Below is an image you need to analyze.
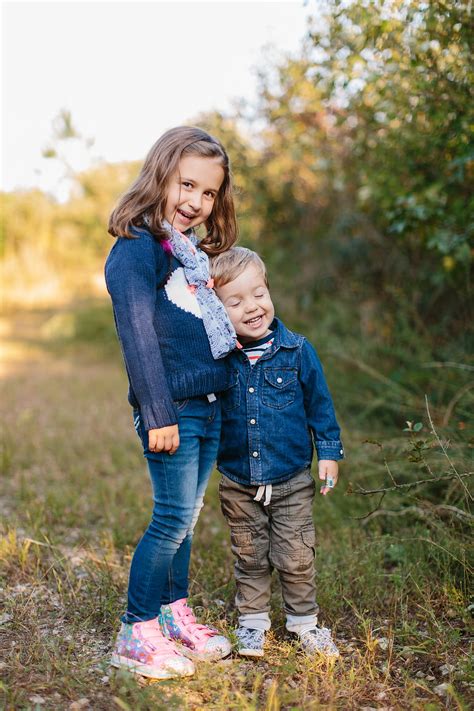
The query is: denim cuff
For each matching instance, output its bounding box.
[316,440,344,461]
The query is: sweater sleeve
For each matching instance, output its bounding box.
[105,234,178,430]
[299,339,344,461]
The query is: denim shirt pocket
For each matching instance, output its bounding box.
[221,369,241,411]
[262,367,298,409]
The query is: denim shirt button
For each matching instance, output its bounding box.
[340,449,344,454]
[252,451,259,458]
[248,387,255,393]
[276,377,283,383]
[250,418,256,425]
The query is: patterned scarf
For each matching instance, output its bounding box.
[157,218,237,359]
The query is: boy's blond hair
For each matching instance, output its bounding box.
[210,247,268,288]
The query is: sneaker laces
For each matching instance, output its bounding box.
[300,627,339,654]
[136,619,183,658]
[173,603,216,641]
[303,627,332,641]
[238,627,264,645]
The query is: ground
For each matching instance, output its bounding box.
[1,305,472,710]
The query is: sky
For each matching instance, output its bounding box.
[2,0,314,196]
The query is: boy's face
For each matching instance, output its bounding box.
[215,264,275,343]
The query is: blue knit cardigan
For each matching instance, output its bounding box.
[105,229,232,430]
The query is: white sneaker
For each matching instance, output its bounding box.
[294,626,340,658]
[235,626,265,657]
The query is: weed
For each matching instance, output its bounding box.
[1,305,472,709]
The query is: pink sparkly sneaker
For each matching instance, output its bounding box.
[159,599,231,661]
[110,617,195,679]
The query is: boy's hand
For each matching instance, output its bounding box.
[318,460,339,496]
[148,425,180,454]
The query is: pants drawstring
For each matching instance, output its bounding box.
[254,484,272,506]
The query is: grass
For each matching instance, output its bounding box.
[1,301,472,710]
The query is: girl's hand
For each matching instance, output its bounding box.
[318,460,339,496]
[148,425,180,454]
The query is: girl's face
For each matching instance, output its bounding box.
[164,155,225,233]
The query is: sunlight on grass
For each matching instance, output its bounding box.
[0,305,472,709]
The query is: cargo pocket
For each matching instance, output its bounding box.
[270,525,315,573]
[299,526,316,569]
[230,527,259,570]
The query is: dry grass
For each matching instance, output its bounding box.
[1,305,472,710]
[0,247,108,312]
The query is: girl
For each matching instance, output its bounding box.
[105,126,238,680]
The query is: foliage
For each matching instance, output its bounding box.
[316,0,473,274]
[249,0,473,333]
[2,0,472,336]
[191,110,264,246]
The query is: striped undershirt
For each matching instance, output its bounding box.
[241,333,275,366]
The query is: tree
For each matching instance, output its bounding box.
[251,1,472,321]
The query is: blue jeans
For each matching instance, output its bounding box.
[125,395,221,623]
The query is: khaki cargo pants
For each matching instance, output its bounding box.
[219,468,319,617]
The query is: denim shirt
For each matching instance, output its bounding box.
[217,318,344,486]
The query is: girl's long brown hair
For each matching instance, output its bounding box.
[108,126,237,254]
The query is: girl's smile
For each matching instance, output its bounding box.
[165,155,225,232]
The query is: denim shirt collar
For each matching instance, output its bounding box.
[235,317,300,361]
[271,318,300,350]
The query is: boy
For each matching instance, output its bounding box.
[210,247,343,658]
